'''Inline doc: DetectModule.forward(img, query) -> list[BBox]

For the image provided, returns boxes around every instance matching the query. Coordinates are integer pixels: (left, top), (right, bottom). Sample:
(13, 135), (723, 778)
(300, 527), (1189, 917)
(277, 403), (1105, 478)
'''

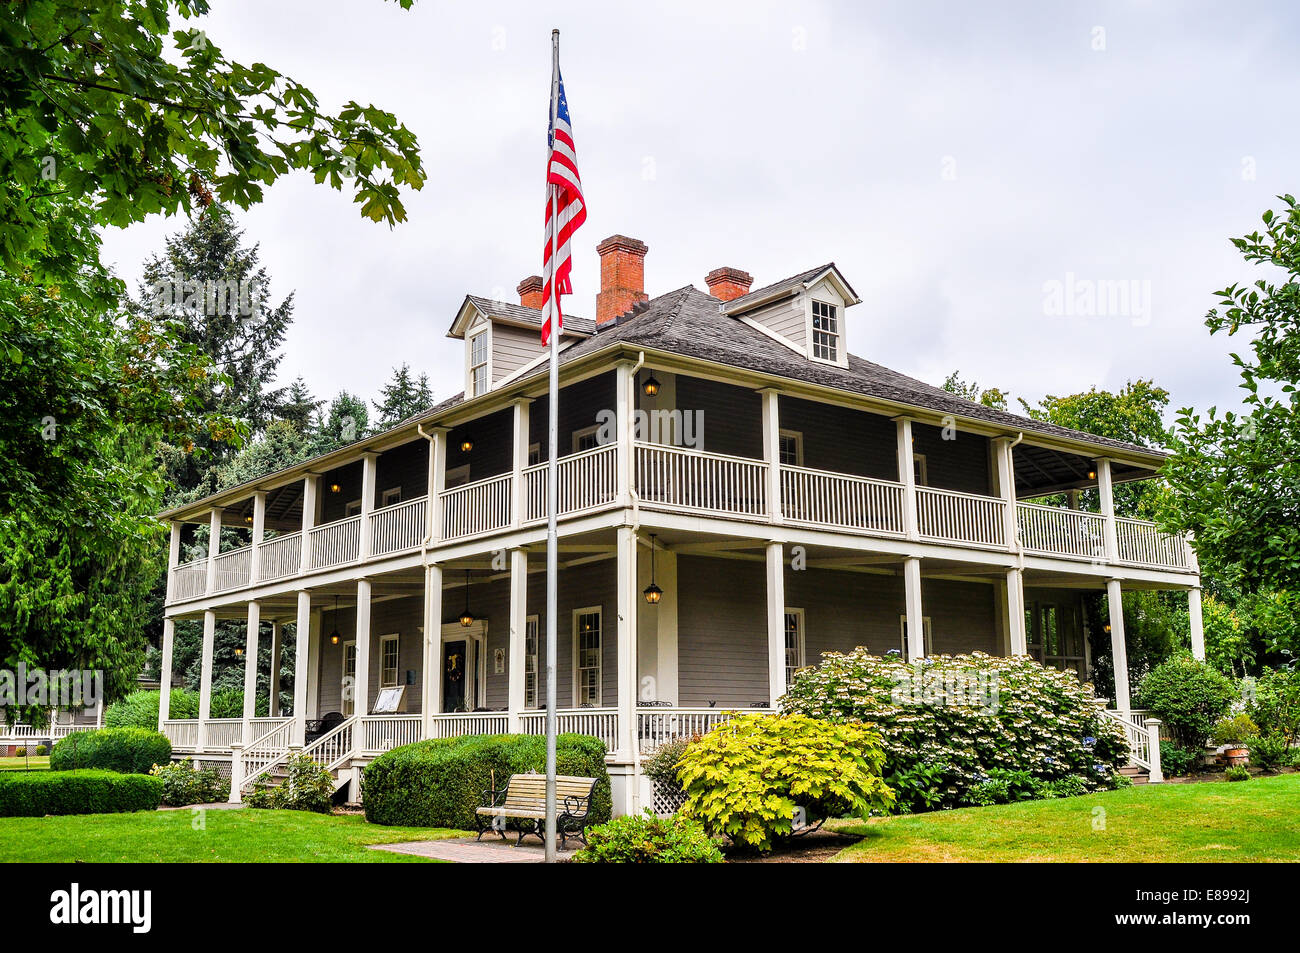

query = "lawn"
(0, 808), (465, 863)
(835, 772), (1300, 862)
(0, 757), (49, 771)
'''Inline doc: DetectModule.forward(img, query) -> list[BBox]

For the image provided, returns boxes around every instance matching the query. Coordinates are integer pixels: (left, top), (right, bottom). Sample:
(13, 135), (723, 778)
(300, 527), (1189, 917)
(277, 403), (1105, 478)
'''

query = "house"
(155, 234), (1200, 810)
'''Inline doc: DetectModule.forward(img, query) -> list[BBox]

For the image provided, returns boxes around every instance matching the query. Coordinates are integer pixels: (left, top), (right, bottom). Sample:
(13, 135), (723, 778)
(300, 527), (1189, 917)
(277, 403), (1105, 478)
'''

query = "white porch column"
(268, 621), (282, 717)
(511, 400), (531, 528)
(205, 508), (223, 594)
(895, 418), (919, 540)
(242, 601), (260, 743)
(507, 547), (528, 731)
(1188, 587), (1206, 661)
(421, 563), (444, 734)
(616, 362), (634, 506)
(158, 617), (175, 729)
(358, 452), (378, 558)
(760, 388), (783, 523)
(292, 591), (312, 745)
(299, 474), (319, 573)
(1006, 568), (1027, 655)
(354, 579), (372, 719)
(166, 521), (182, 603)
(1107, 578), (1130, 712)
(1096, 458), (1119, 563)
(903, 556), (925, 660)
(616, 526), (638, 764)
(992, 436), (1018, 551)
(197, 609), (216, 751)
(249, 491), (266, 583)
(766, 541), (787, 704)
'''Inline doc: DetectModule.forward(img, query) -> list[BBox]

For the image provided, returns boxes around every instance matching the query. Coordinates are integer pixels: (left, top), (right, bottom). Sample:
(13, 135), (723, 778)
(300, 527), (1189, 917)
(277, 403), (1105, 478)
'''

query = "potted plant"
(1211, 713), (1259, 767)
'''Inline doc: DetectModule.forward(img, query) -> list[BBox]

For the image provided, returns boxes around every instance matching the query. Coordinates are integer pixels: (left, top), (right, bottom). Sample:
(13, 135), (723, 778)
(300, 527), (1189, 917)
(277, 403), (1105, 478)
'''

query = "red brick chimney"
(595, 235), (649, 324)
(517, 275), (544, 310)
(705, 266), (753, 302)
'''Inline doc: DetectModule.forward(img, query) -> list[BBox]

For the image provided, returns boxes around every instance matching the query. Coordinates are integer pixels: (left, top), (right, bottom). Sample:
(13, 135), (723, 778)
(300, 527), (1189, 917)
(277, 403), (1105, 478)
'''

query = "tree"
(280, 377), (322, 434)
(314, 391), (371, 454)
(942, 370), (1009, 411)
(1162, 196), (1300, 594)
(372, 362), (433, 430)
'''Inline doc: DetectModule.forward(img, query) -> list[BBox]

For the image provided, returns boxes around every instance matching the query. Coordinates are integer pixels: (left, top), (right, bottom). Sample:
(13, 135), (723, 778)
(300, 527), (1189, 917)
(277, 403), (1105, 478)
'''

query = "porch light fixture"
(1087, 470), (1097, 480)
(642, 374), (661, 398)
(459, 569), (475, 627)
(460, 436), (474, 453)
(329, 482), (342, 494)
(329, 595), (341, 645)
(234, 646), (243, 657)
(643, 534), (663, 605)
(245, 514), (254, 524)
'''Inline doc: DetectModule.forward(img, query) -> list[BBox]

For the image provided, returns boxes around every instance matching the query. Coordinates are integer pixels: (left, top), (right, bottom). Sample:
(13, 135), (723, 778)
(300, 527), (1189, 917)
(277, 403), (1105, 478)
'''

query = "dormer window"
(811, 300), (839, 363)
(468, 329), (489, 396)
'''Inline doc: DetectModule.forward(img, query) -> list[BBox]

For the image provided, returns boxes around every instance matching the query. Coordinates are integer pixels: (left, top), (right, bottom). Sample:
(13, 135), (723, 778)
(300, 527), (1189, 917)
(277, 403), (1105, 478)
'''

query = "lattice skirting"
(189, 759), (233, 780)
(650, 779), (686, 816)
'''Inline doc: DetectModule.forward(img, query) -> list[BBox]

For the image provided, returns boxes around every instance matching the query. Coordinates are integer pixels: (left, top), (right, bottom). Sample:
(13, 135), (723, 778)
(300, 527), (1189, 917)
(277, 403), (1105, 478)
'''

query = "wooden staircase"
(233, 716), (357, 803)
(1118, 765), (1151, 785)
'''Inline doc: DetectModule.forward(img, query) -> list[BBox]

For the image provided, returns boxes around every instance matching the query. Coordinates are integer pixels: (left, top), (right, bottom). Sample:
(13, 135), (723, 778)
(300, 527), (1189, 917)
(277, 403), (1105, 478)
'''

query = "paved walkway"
(369, 836), (580, 863)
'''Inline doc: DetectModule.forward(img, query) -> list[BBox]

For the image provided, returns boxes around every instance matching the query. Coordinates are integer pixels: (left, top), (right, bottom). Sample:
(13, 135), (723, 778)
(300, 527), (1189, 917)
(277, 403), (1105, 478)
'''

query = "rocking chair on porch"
(304, 711), (345, 744)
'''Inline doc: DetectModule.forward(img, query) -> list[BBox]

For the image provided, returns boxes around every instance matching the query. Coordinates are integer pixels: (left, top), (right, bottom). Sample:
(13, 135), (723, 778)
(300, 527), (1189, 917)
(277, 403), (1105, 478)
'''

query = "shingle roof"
(464, 296), (596, 335)
(720, 262), (857, 312)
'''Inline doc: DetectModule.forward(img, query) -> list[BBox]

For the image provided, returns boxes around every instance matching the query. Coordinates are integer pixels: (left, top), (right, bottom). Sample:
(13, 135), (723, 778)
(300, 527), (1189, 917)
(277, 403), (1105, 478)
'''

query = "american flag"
(541, 66), (585, 345)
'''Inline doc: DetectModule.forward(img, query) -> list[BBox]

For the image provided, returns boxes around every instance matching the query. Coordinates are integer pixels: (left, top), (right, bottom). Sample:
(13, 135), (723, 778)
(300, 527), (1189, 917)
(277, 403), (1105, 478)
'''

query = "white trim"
(778, 429), (804, 467)
(341, 639), (357, 716)
(783, 607), (806, 684)
(898, 615), (933, 660)
(571, 424), (600, 453)
(344, 498), (362, 517)
(527, 442), (541, 467)
(378, 633), (400, 688)
(380, 486), (402, 508)
(438, 620), (488, 712)
(571, 605), (603, 707)
(524, 613), (540, 708)
(807, 296), (847, 368)
(467, 324), (491, 397)
(912, 452), (928, 487)
(444, 463), (471, 488)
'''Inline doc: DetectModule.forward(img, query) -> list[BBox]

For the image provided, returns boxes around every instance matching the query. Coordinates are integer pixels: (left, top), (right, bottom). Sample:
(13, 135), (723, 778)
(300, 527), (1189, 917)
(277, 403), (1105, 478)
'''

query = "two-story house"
(155, 233), (1201, 811)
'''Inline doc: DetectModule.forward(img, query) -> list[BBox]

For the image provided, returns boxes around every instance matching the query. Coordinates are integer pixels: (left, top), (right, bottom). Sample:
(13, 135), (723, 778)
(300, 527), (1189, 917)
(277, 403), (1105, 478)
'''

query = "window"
(379, 634), (400, 688)
(811, 300), (840, 362)
(342, 641), (357, 716)
(572, 425), (600, 453)
(444, 464), (471, 488)
(468, 329), (489, 397)
(912, 453), (928, 486)
(573, 607), (602, 706)
(1040, 603), (1086, 678)
(784, 608), (806, 685)
(345, 499), (362, 518)
(381, 487), (402, 508)
(527, 443), (541, 467)
(898, 615), (934, 661)
(524, 614), (539, 708)
(778, 430), (803, 467)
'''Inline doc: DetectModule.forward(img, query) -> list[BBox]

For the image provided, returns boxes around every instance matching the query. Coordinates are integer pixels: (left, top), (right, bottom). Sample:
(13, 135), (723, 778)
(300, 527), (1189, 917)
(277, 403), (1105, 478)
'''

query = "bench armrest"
(480, 783), (509, 809)
(561, 794), (590, 820)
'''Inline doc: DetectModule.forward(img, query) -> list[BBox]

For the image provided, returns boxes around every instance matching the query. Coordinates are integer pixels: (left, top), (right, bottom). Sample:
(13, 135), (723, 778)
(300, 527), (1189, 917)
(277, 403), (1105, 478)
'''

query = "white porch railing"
(523, 444), (619, 523)
(1115, 517), (1191, 570)
(360, 714), (424, 755)
(202, 718), (244, 749)
(441, 473), (513, 540)
(307, 515), (362, 570)
(426, 712), (509, 738)
(635, 442), (768, 518)
(636, 707), (760, 753)
(1097, 705), (1164, 782)
(520, 708), (619, 752)
(780, 465), (905, 535)
(257, 531), (301, 581)
(211, 547), (252, 592)
(1017, 502), (1106, 560)
(369, 496), (428, 556)
(916, 486), (1006, 548)
(242, 718), (293, 777)
(162, 719), (199, 751)
(170, 559), (207, 601)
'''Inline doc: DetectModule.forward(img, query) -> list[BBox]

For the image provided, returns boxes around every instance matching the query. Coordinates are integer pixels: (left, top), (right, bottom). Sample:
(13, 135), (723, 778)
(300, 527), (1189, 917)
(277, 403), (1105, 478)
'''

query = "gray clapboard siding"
(491, 324), (545, 383)
(674, 375), (763, 459)
(743, 296), (806, 348)
(373, 439), (428, 506)
(778, 395), (898, 480)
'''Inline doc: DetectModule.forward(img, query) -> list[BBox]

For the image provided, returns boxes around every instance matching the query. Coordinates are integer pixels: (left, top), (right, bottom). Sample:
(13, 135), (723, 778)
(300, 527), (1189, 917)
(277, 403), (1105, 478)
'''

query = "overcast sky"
(99, 0), (1300, 422)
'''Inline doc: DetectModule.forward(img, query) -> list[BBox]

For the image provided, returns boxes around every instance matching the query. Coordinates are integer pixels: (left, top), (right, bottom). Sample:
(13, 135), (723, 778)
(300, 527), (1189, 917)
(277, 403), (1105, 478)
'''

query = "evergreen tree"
(314, 391), (371, 454)
(372, 363), (434, 430)
(280, 377), (322, 434)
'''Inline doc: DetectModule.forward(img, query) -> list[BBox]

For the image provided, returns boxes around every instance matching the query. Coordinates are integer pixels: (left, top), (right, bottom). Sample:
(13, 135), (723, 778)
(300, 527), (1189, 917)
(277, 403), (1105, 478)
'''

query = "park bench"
(475, 773), (597, 848)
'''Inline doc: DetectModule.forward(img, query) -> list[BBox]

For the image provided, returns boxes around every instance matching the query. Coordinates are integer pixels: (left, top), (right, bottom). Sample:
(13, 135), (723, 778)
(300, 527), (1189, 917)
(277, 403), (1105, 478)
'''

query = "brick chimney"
(705, 266), (753, 302)
(517, 275), (544, 310)
(595, 235), (649, 324)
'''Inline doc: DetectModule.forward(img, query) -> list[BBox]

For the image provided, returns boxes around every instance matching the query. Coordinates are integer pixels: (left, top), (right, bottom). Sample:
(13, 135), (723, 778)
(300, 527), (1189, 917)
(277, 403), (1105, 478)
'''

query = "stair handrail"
(239, 716), (357, 794)
(1097, 705), (1157, 775)
(241, 718), (294, 778)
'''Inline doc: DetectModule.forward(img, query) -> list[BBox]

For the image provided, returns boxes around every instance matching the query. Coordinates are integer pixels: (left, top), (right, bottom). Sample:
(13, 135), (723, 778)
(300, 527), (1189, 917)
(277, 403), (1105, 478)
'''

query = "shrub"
(1224, 765), (1251, 782)
(364, 733), (611, 829)
(1248, 668), (1300, 746)
(105, 688), (202, 728)
(572, 811), (723, 863)
(782, 650), (1129, 813)
(149, 759), (227, 806)
(244, 754), (334, 812)
(12, 747), (24, 757)
(1136, 655), (1236, 749)
(1248, 733), (1289, 771)
(1159, 741), (1200, 777)
(675, 713), (893, 852)
(50, 727), (172, 775)
(1210, 712), (1259, 748)
(0, 770), (162, 816)
(34, 745), (46, 756)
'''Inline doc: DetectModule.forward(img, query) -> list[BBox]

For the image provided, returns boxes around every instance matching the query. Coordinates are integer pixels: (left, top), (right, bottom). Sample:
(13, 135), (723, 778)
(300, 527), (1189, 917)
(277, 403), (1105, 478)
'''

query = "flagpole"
(544, 26), (561, 865)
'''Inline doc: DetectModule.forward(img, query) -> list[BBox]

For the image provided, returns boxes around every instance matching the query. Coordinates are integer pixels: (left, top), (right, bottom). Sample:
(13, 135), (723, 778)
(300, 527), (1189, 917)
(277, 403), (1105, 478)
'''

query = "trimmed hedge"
(0, 770), (162, 816)
(364, 733), (611, 829)
(50, 727), (172, 775)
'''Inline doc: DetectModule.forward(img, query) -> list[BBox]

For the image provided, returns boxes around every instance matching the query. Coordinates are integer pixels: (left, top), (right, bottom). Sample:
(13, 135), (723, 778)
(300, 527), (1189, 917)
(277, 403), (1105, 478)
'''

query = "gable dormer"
(716, 264), (860, 370)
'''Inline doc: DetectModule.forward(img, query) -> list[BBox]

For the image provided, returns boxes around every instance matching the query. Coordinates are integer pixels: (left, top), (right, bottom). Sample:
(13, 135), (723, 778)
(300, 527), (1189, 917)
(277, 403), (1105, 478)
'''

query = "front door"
(443, 639), (469, 712)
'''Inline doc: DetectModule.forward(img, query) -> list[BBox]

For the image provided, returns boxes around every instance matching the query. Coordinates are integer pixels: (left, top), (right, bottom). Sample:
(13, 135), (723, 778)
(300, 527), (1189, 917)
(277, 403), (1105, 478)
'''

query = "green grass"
(0, 757), (49, 771)
(0, 808), (466, 862)
(835, 773), (1300, 862)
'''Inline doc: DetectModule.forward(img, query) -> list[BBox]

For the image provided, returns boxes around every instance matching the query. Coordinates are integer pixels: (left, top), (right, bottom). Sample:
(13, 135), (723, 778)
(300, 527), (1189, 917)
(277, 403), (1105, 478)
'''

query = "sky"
(99, 0), (1300, 421)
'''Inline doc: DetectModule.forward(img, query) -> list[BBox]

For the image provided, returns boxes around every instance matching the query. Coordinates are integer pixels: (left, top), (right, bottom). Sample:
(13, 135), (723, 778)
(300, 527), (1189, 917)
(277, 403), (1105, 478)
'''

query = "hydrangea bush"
(780, 650), (1128, 812)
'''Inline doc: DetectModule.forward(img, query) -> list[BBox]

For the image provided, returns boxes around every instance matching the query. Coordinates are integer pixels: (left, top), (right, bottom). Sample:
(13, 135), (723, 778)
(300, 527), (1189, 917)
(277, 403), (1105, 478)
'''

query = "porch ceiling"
(1013, 443), (1158, 498)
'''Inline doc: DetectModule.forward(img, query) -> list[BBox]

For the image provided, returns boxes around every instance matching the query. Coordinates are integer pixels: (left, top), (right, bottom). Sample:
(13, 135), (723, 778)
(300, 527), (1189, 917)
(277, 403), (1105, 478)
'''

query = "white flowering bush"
(781, 650), (1129, 812)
